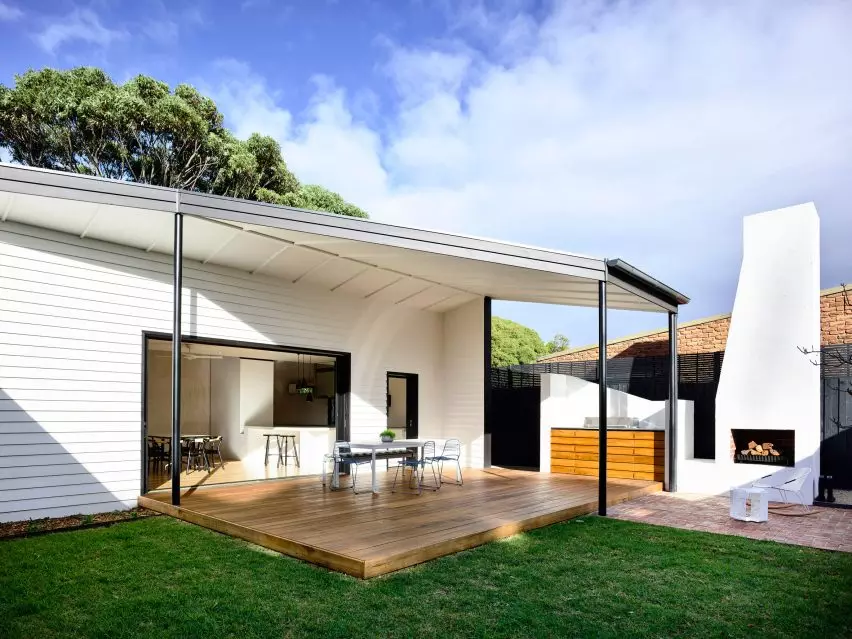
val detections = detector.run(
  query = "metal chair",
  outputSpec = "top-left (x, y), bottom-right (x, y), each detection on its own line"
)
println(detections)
top-left (392, 440), bottom-right (439, 495)
top-left (205, 436), bottom-right (225, 469)
top-left (752, 467), bottom-right (813, 512)
top-left (322, 441), bottom-right (371, 493)
top-left (433, 439), bottom-right (463, 486)
top-left (147, 436), bottom-right (166, 470)
top-left (183, 438), bottom-right (208, 474)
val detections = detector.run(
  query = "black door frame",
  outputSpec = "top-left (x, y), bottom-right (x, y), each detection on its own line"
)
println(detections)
top-left (387, 372), bottom-right (419, 439)
top-left (140, 331), bottom-right (351, 495)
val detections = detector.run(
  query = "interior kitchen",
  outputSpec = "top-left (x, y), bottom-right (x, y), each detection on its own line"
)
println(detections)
top-left (145, 338), bottom-right (339, 490)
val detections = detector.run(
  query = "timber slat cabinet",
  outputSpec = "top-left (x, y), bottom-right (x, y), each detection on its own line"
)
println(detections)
top-left (550, 428), bottom-right (665, 482)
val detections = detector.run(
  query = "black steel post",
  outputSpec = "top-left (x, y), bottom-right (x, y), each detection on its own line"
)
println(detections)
top-left (667, 311), bottom-right (678, 492)
top-left (170, 199), bottom-right (183, 506)
top-left (483, 296), bottom-right (492, 468)
top-left (598, 280), bottom-right (607, 515)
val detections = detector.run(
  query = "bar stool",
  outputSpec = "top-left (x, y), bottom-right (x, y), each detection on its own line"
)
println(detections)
top-left (263, 433), bottom-right (283, 467)
top-left (280, 434), bottom-right (300, 468)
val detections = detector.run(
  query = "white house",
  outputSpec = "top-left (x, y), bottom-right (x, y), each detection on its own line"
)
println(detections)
top-left (0, 164), bottom-right (687, 523)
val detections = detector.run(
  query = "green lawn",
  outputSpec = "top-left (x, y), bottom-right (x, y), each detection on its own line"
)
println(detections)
top-left (1, 516), bottom-right (850, 638)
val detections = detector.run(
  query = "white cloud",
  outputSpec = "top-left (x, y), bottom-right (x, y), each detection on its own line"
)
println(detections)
top-left (204, 0), bottom-right (852, 326)
top-left (201, 60), bottom-right (293, 141)
top-left (34, 8), bottom-right (127, 53)
top-left (142, 19), bottom-right (179, 45)
top-left (0, 2), bottom-right (23, 21)
top-left (201, 63), bottom-right (388, 210)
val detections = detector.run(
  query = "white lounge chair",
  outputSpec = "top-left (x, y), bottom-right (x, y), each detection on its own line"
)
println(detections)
top-left (752, 467), bottom-right (812, 512)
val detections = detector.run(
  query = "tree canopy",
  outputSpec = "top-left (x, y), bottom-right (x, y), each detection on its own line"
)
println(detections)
top-left (545, 333), bottom-right (570, 354)
top-left (0, 67), bottom-right (367, 218)
top-left (491, 317), bottom-right (548, 367)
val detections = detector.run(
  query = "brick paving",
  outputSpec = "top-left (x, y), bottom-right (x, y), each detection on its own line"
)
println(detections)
top-left (609, 492), bottom-right (852, 552)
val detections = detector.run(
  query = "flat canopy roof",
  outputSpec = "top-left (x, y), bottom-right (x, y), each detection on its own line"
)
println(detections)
top-left (0, 164), bottom-right (688, 313)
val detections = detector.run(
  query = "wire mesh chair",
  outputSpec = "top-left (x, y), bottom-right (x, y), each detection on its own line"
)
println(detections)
top-left (433, 438), bottom-right (463, 486)
top-left (752, 467), bottom-right (813, 512)
top-left (392, 440), bottom-right (439, 495)
top-left (322, 441), bottom-right (372, 493)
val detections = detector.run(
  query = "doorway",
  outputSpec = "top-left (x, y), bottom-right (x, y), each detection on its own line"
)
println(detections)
top-left (386, 373), bottom-right (418, 440)
top-left (141, 332), bottom-right (350, 493)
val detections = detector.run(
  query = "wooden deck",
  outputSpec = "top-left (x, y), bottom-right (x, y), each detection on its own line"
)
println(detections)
top-left (139, 468), bottom-right (661, 578)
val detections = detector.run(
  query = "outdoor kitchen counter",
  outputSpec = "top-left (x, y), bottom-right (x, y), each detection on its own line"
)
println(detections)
top-left (556, 426), bottom-right (665, 431)
top-left (550, 428), bottom-right (665, 481)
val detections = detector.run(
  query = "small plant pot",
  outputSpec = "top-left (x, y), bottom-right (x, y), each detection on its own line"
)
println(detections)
top-left (381, 436), bottom-right (394, 443)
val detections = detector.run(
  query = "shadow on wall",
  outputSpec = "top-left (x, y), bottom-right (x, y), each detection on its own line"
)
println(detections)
top-left (1, 222), bottom-right (458, 520)
top-left (0, 390), bottom-right (138, 523)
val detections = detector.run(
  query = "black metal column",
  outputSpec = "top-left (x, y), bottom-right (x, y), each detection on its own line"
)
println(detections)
top-left (170, 199), bottom-right (183, 506)
top-left (666, 311), bottom-right (678, 492)
top-left (483, 296), bottom-right (492, 468)
top-left (598, 280), bottom-right (608, 515)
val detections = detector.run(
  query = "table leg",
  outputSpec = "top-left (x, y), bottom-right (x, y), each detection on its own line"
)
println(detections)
top-left (371, 450), bottom-right (378, 493)
top-left (264, 436), bottom-right (270, 467)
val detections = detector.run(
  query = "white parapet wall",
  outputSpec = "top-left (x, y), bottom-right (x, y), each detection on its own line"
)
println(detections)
top-left (539, 373), bottom-right (693, 474)
top-left (676, 203), bottom-right (821, 503)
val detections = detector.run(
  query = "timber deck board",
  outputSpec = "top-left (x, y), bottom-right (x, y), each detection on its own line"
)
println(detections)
top-left (139, 468), bottom-right (661, 578)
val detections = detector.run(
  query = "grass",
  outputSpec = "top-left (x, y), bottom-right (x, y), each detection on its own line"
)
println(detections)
top-left (1, 516), bottom-right (850, 638)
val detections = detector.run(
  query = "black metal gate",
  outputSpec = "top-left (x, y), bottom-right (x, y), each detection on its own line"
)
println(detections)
top-left (490, 369), bottom-right (540, 469)
top-left (821, 344), bottom-right (852, 489)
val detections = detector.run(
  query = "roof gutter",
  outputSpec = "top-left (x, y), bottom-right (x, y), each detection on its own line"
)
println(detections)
top-left (606, 258), bottom-right (690, 307)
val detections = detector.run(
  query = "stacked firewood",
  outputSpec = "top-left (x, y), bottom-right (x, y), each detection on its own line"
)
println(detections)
top-left (740, 441), bottom-right (781, 457)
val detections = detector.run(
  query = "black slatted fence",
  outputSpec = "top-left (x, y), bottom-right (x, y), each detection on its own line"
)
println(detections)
top-left (491, 352), bottom-right (723, 463)
top-left (821, 344), bottom-right (852, 489)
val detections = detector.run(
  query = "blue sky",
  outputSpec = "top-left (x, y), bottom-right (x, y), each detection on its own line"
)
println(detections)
top-left (2, 0), bottom-right (851, 348)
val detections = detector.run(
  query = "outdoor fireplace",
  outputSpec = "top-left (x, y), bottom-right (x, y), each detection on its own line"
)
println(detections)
top-left (730, 429), bottom-right (794, 467)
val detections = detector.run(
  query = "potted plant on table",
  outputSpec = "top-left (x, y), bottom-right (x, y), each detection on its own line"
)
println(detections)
top-left (380, 429), bottom-right (396, 443)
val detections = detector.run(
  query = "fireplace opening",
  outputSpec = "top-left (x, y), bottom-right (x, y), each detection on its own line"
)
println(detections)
top-left (731, 429), bottom-right (794, 467)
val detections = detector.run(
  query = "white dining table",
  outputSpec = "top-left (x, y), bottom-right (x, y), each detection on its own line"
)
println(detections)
top-left (348, 439), bottom-right (426, 493)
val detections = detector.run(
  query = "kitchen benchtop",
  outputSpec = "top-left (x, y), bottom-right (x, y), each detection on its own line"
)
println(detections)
top-left (245, 424), bottom-right (335, 430)
top-left (554, 426), bottom-right (664, 432)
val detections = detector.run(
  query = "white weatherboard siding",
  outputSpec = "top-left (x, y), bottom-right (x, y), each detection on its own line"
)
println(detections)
top-left (0, 220), bottom-right (451, 522)
top-left (441, 300), bottom-right (485, 468)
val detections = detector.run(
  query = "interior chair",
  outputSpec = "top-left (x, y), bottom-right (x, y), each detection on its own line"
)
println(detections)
top-left (183, 439), bottom-right (208, 474)
top-left (392, 440), bottom-right (439, 495)
top-left (205, 436), bottom-right (224, 469)
top-left (433, 439), bottom-right (463, 486)
top-left (147, 437), bottom-right (163, 470)
top-left (752, 467), bottom-right (813, 512)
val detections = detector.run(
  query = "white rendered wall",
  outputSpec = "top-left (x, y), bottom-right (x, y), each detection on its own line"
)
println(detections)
top-left (146, 353), bottom-right (212, 437)
top-left (210, 357), bottom-right (240, 458)
top-left (238, 359), bottom-right (274, 465)
top-left (539, 374), bottom-right (693, 474)
top-left (0, 220), bottom-right (452, 521)
top-left (677, 204), bottom-right (821, 502)
top-left (440, 299), bottom-right (485, 468)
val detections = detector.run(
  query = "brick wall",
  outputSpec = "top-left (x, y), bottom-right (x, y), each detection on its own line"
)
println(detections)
top-left (541, 286), bottom-right (850, 363)
top-left (821, 288), bottom-right (852, 346)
